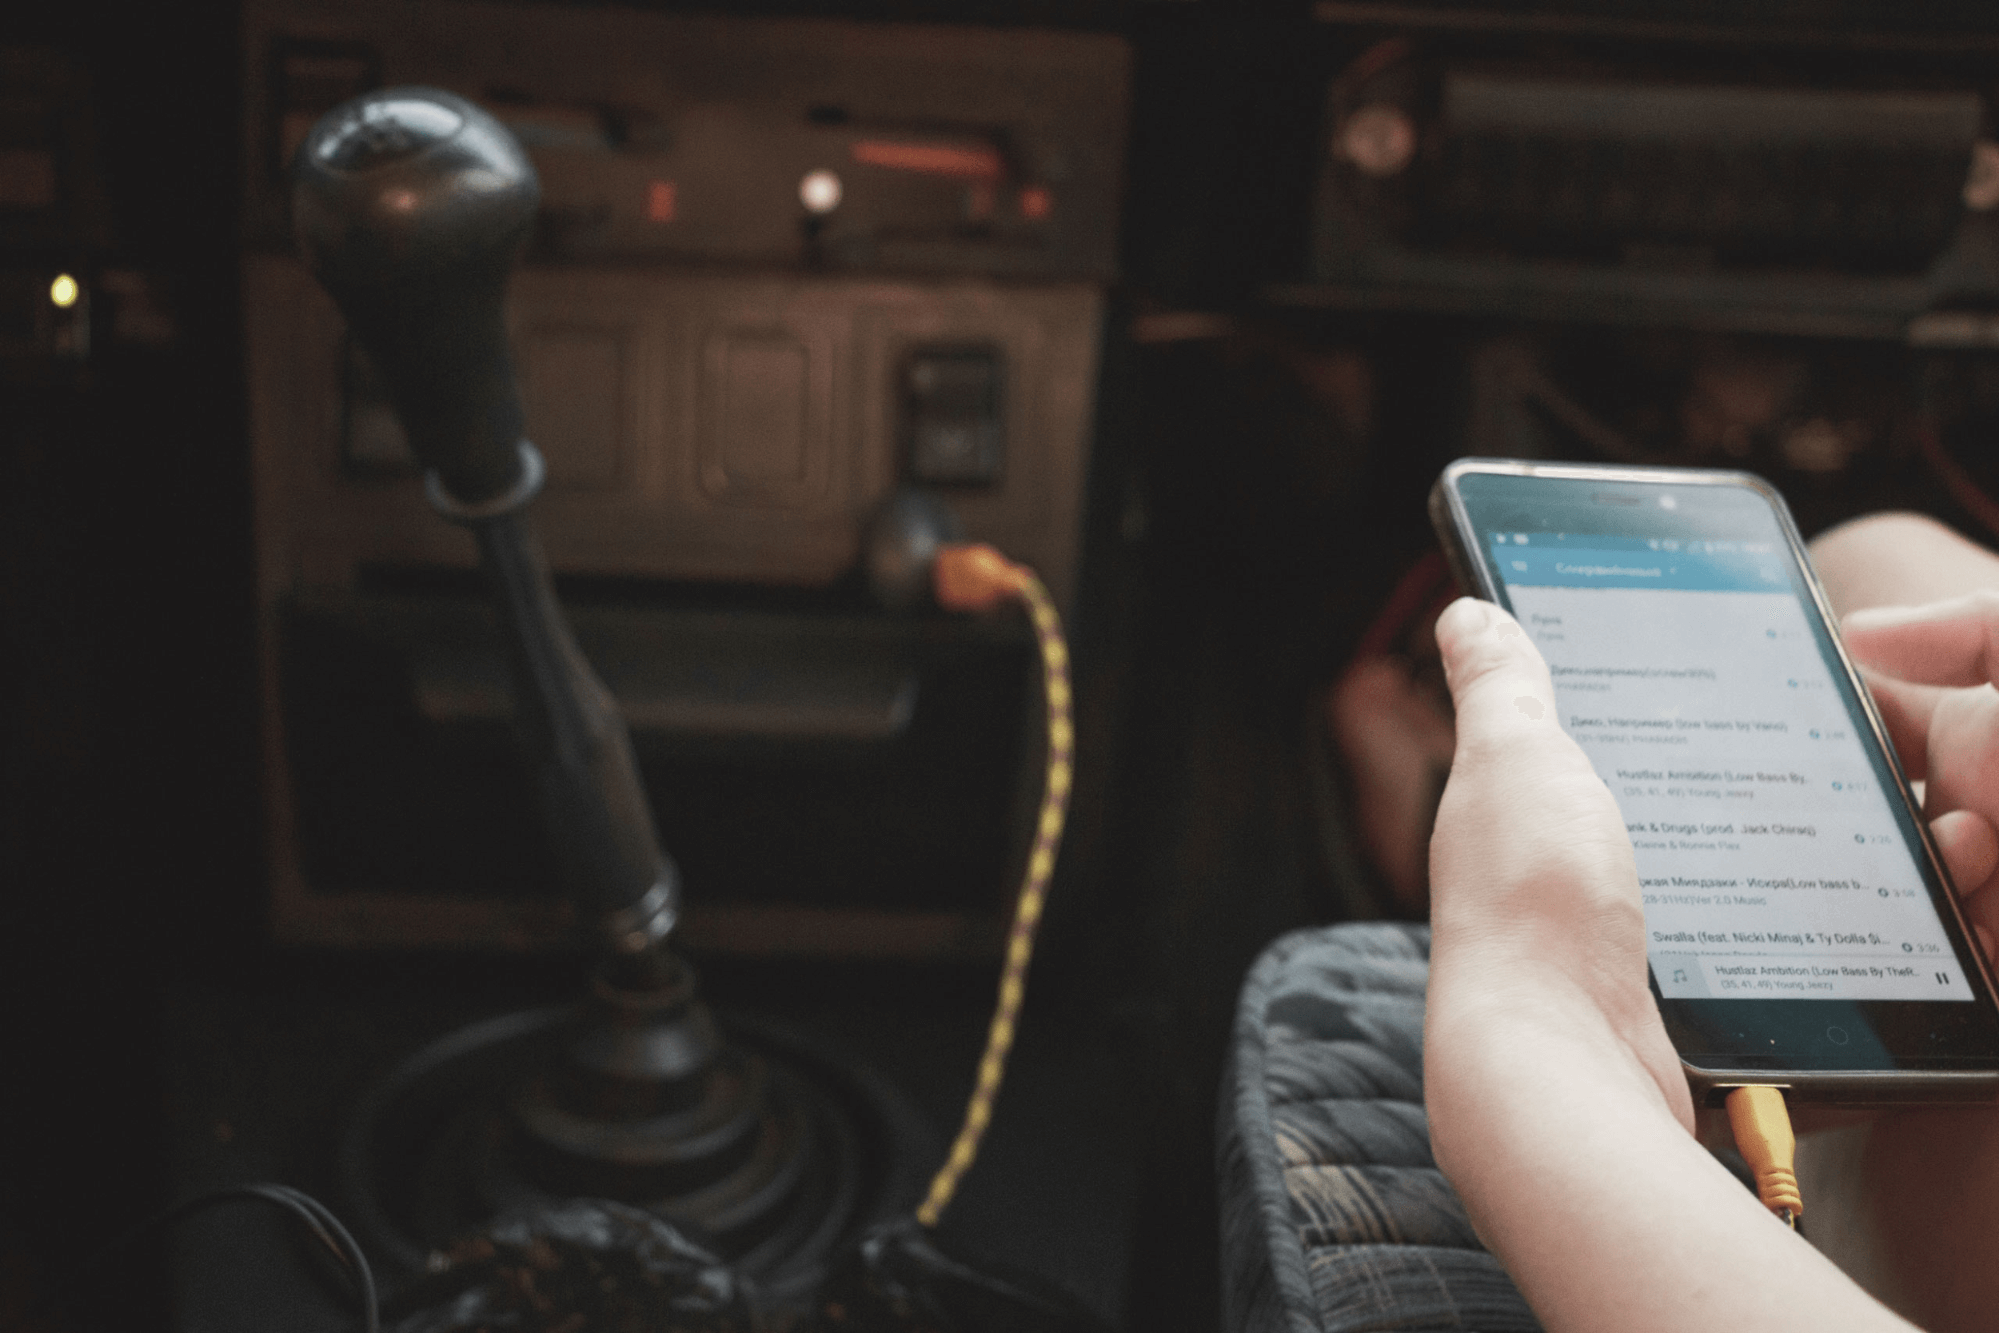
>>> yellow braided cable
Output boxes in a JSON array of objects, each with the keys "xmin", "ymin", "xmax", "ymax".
[{"xmin": 915, "ymin": 569, "xmax": 1072, "ymax": 1228}]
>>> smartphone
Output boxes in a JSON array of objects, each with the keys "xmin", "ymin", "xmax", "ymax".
[{"xmin": 1430, "ymin": 458, "xmax": 1999, "ymax": 1104}]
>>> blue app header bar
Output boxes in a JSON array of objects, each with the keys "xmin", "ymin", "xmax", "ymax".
[{"xmin": 1489, "ymin": 532, "xmax": 1790, "ymax": 592}]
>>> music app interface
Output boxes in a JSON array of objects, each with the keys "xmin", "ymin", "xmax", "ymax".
[{"xmin": 1491, "ymin": 532, "xmax": 1969, "ymax": 1003}]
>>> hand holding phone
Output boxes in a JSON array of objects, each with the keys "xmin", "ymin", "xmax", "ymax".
[
  {"xmin": 1421, "ymin": 467, "xmax": 1999, "ymax": 1329},
  {"xmin": 1429, "ymin": 460, "xmax": 1999, "ymax": 1104},
  {"xmin": 1415, "ymin": 583, "xmax": 1999, "ymax": 1333},
  {"xmin": 1420, "ymin": 589, "xmax": 1976, "ymax": 1333},
  {"xmin": 1423, "ymin": 590, "xmax": 1699, "ymax": 1123}
]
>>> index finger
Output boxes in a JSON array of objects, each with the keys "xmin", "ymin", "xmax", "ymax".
[
  {"xmin": 1841, "ymin": 591, "xmax": 1999, "ymax": 688},
  {"xmin": 1857, "ymin": 668, "xmax": 1947, "ymax": 783}
]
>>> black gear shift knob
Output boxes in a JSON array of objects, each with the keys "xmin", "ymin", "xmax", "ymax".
[
  {"xmin": 293, "ymin": 88, "xmax": 540, "ymax": 507},
  {"xmin": 291, "ymin": 87, "xmax": 676, "ymax": 951}
]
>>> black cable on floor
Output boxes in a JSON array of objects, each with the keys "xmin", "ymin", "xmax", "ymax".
[{"xmin": 52, "ymin": 1181, "xmax": 380, "ymax": 1333}]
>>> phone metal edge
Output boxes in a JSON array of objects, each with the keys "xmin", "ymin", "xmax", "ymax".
[{"xmin": 1430, "ymin": 457, "xmax": 1999, "ymax": 1106}]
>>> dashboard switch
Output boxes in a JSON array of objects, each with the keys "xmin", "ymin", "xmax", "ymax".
[{"xmin": 904, "ymin": 345, "xmax": 1003, "ymax": 485}]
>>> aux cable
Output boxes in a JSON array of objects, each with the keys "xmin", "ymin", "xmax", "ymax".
[
  {"xmin": 1726, "ymin": 1085, "xmax": 1803, "ymax": 1229},
  {"xmin": 912, "ymin": 543, "xmax": 1075, "ymax": 1229}
]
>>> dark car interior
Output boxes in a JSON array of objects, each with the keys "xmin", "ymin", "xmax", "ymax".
[{"xmin": 10, "ymin": 1, "xmax": 1999, "ymax": 1329}]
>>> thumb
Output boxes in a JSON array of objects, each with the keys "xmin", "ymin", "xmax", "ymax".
[
  {"xmin": 1435, "ymin": 597, "xmax": 1570, "ymax": 770},
  {"xmin": 1431, "ymin": 596, "xmax": 1632, "ymax": 915},
  {"xmin": 1431, "ymin": 598, "xmax": 1687, "ymax": 1130}
]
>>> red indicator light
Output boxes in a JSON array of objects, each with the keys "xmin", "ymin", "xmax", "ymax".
[
  {"xmin": 645, "ymin": 179, "xmax": 677, "ymax": 223},
  {"xmin": 850, "ymin": 139, "xmax": 1003, "ymax": 180},
  {"xmin": 1018, "ymin": 186, "xmax": 1053, "ymax": 221}
]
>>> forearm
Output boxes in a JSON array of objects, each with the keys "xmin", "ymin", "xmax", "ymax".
[{"xmin": 1426, "ymin": 991, "xmax": 1916, "ymax": 1333}]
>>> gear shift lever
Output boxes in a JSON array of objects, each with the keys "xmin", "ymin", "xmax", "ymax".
[
  {"xmin": 295, "ymin": 88, "xmax": 675, "ymax": 955},
  {"xmin": 296, "ymin": 92, "xmax": 922, "ymax": 1288},
  {"xmin": 295, "ymin": 90, "xmax": 537, "ymax": 509}
]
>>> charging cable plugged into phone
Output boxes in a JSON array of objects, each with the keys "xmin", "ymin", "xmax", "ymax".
[{"xmin": 1725, "ymin": 1086, "xmax": 1802, "ymax": 1228}]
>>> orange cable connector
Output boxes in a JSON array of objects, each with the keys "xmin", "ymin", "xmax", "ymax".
[
  {"xmin": 933, "ymin": 542, "xmax": 1031, "ymax": 614},
  {"xmin": 1726, "ymin": 1085, "xmax": 1802, "ymax": 1227}
]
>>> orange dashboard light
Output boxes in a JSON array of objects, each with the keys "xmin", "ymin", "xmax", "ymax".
[
  {"xmin": 645, "ymin": 179, "xmax": 677, "ymax": 223},
  {"xmin": 1018, "ymin": 186, "xmax": 1053, "ymax": 221},
  {"xmin": 850, "ymin": 139, "xmax": 1003, "ymax": 181}
]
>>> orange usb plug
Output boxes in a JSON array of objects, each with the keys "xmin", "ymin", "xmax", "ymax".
[
  {"xmin": 933, "ymin": 542, "xmax": 1030, "ymax": 613},
  {"xmin": 1726, "ymin": 1085, "xmax": 1802, "ymax": 1227}
]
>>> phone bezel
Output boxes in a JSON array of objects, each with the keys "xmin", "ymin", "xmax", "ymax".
[{"xmin": 1430, "ymin": 457, "xmax": 1999, "ymax": 1105}]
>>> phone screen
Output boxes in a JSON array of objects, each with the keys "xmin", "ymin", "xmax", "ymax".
[
  {"xmin": 1496, "ymin": 531, "xmax": 1967, "ymax": 1002},
  {"xmin": 1446, "ymin": 464, "xmax": 1999, "ymax": 1076}
]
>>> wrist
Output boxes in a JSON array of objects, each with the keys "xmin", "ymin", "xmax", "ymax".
[{"xmin": 1424, "ymin": 978, "xmax": 1682, "ymax": 1168}]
